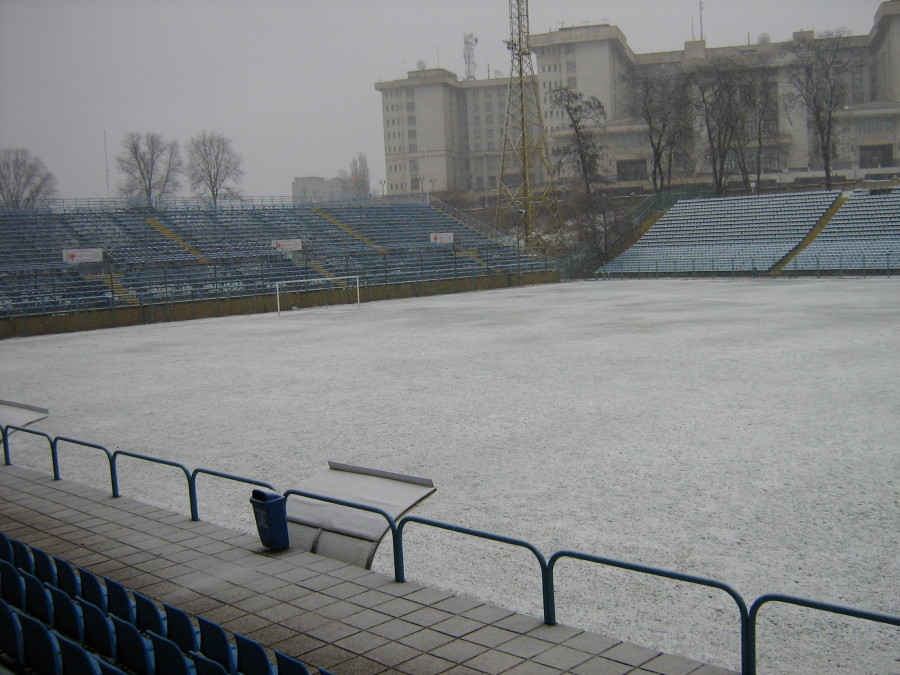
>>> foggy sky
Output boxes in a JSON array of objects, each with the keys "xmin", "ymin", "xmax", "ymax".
[{"xmin": 0, "ymin": 0, "xmax": 886, "ymax": 199}]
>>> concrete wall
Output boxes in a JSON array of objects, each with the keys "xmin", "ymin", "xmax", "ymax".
[{"xmin": 0, "ymin": 272, "xmax": 559, "ymax": 339}]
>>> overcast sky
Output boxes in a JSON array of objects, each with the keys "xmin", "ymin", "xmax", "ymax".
[{"xmin": 0, "ymin": 0, "xmax": 887, "ymax": 199}]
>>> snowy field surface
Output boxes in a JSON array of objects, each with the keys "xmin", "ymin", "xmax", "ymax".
[{"xmin": 2, "ymin": 279, "xmax": 898, "ymax": 673}]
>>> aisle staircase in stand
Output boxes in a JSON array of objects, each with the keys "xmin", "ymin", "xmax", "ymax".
[
  {"xmin": 769, "ymin": 195, "xmax": 847, "ymax": 275},
  {"xmin": 145, "ymin": 218, "xmax": 208, "ymax": 263}
]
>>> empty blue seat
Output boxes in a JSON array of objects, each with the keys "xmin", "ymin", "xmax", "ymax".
[
  {"xmin": 197, "ymin": 615, "xmax": 237, "ymax": 675},
  {"xmin": 191, "ymin": 650, "xmax": 229, "ymax": 675},
  {"xmin": 0, "ymin": 532, "xmax": 12, "ymax": 564},
  {"xmin": 9, "ymin": 539, "xmax": 33, "ymax": 574},
  {"xmin": 164, "ymin": 602, "xmax": 199, "ymax": 652},
  {"xmin": 31, "ymin": 548, "xmax": 58, "ymax": 587},
  {"xmin": 54, "ymin": 556, "xmax": 81, "ymax": 599},
  {"xmin": 56, "ymin": 632, "xmax": 103, "ymax": 675},
  {"xmin": 104, "ymin": 576, "xmax": 135, "ymax": 623},
  {"xmin": 149, "ymin": 630, "xmax": 197, "ymax": 675},
  {"xmin": 0, "ymin": 598, "xmax": 24, "ymax": 665},
  {"xmin": 78, "ymin": 597, "xmax": 116, "ymax": 659},
  {"xmin": 96, "ymin": 660, "xmax": 129, "ymax": 675},
  {"xmin": 0, "ymin": 559, "xmax": 24, "ymax": 608},
  {"xmin": 18, "ymin": 610, "xmax": 63, "ymax": 675},
  {"xmin": 235, "ymin": 633, "xmax": 274, "ymax": 675},
  {"xmin": 134, "ymin": 590, "xmax": 166, "ymax": 635},
  {"xmin": 273, "ymin": 650, "xmax": 312, "ymax": 675},
  {"xmin": 111, "ymin": 614, "xmax": 154, "ymax": 675},
  {"xmin": 78, "ymin": 567, "xmax": 107, "ymax": 612},
  {"xmin": 21, "ymin": 570, "xmax": 54, "ymax": 624},
  {"xmin": 47, "ymin": 584, "xmax": 84, "ymax": 641}
]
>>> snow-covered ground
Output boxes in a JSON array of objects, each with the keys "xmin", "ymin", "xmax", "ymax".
[{"xmin": 2, "ymin": 279, "xmax": 898, "ymax": 673}]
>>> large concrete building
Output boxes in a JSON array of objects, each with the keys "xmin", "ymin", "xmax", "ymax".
[{"xmin": 375, "ymin": 1, "xmax": 900, "ymax": 196}]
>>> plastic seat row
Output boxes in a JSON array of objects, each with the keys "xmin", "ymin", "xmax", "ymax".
[
  {"xmin": 598, "ymin": 190, "xmax": 846, "ymax": 275},
  {"xmin": 790, "ymin": 188, "xmax": 900, "ymax": 271},
  {"xmin": 0, "ymin": 531, "xmax": 330, "ymax": 675}
]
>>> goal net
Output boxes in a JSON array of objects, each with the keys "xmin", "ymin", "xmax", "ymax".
[{"xmin": 275, "ymin": 276, "xmax": 360, "ymax": 316}]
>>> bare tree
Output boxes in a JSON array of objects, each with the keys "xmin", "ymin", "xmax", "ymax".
[
  {"xmin": 783, "ymin": 28, "xmax": 855, "ymax": 189},
  {"xmin": 0, "ymin": 148, "xmax": 57, "ymax": 208},
  {"xmin": 550, "ymin": 87, "xmax": 614, "ymax": 268},
  {"xmin": 349, "ymin": 153, "xmax": 370, "ymax": 197},
  {"xmin": 742, "ymin": 53, "xmax": 779, "ymax": 192},
  {"xmin": 550, "ymin": 87, "xmax": 606, "ymax": 200},
  {"xmin": 687, "ymin": 57, "xmax": 745, "ymax": 195},
  {"xmin": 116, "ymin": 132, "xmax": 182, "ymax": 207},
  {"xmin": 629, "ymin": 67, "xmax": 693, "ymax": 193},
  {"xmin": 187, "ymin": 131, "xmax": 244, "ymax": 207}
]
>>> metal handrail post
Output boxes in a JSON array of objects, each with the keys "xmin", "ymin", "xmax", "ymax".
[
  {"xmin": 1, "ymin": 425, "xmax": 9, "ymax": 466},
  {"xmin": 282, "ymin": 489, "xmax": 401, "ymax": 581},
  {"xmin": 111, "ymin": 450, "xmax": 195, "ymax": 519},
  {"xmin": 53, "ymin": 436, "xmax": 117, "ymax": 496},
  {"xmin": 3, "ymin": 425, "xmax": 57, "ymax": 477},
  {"xmin": 548, "ymin": 550, "xmax": 750, "ymax": 672},
  {"xmin": 398, "ymin": 516, "xmax": 551, "ymax": 623},
  {"xmin": 747, "ymin": 593, "xmax": 900, "ymax": 675}
]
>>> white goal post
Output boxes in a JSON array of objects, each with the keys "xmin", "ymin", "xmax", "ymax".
[{"xmin": 275, "ymin": 276, "xmax": 361, "ymax": 316}]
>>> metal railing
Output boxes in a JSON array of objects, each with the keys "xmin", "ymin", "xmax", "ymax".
[
  {"xmin": 397, "ymin": 516, "xmax": 551, "ymax": 620},
  {"xmin": 2, "ymin": 423, "xmax": 896, "ymax": 674},
  {"xmin": 548, "ymin": 550, "xmax": 750, "ymax": 669},
  {"xmin": 747, "ymin": 594, "xmax": 900, "ymax": 673},
  {"xmin": 2, "ymin": 425, "xmax": 275, "ymax": 522}
]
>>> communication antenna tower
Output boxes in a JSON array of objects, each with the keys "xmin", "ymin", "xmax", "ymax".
[
  {"xmin": 495, "ymin": 0, "xmax": 559, "ymax": 249},
  {"xmin": 463, "ymin": 33, "xmax": 478, "ymax": 81}
]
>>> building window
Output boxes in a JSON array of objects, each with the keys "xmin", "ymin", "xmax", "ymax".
[
  {"xmin": 859, "ymin": 144, "xmax": 894, "ymax": 168},
  {"xmin": 408, "ymin": 129, "xmax": 416, "ymax": 139},
  {"xmin": 407, "ymin": 102, "xmax": 415, "ymax": 111},
  {"xmin": 858, "ymin": 118, "xmax": 894, "ymax": 135},
  {"xmin": 568, "ymin": 77, "xmax": 577, "ymax": 88},
  {"xmin": 408, "ymin": 116, "xmax": 416, "ymax": 126},
  {"xmin": 567, "ymin": 61, "xmax": 576, "ymax": 72},
  {"xmin": 409, "ymin": 143, "xmax": 417, "ymax": 152},
  {"xmin": 410, "ymin": 159, "xmax": 419, "ymax": 172}
]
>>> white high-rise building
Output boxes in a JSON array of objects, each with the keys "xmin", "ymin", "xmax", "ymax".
[{"xmin": 375, "ymin": 1, "xmax": 900, "ymax": 196}]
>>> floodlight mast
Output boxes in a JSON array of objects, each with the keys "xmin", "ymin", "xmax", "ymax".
[
  {"xmin": 464, "ymin": 33, "xmax": 478, "ymax": 81},
  {"xmin": 496, "ymin": 0, "xmax": 559, "ymax": 250}
]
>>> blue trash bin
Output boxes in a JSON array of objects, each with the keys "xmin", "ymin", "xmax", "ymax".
[{"xmin": 250, "ymin": 489, "xmax": 289, "ymax": 552}]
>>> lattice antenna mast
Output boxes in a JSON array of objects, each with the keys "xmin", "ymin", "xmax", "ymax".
[
  {"xmin": 464, "ymin": 33, "xmax": 479, "ymax": 81},
  {"xmin": 496, "ymin": 0, "xmax": 559, "ymax": 248}
]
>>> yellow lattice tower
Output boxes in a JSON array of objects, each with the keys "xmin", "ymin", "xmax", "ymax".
[{"xmin": 495, "ymin": 0, "xmax": 559, "ymax": 249}]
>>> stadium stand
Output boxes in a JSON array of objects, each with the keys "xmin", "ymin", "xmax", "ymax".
[
  {"xmin": 787, "ymin": 188, "xmax": 900, "ymax": 273},
  {"xmin": 597, "ymin": 191, "xmax": 843, "ymax": 275},
  {"xmin": 0, "ymin": 201, "xmax": 552, "ymax": 318},
  {"xmin": 0, "ymin": 531, "xmax": 332, "ymax": 675}
]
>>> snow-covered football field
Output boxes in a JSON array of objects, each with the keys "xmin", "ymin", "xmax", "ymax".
[{"xmin": 2, "ymin": 278, "xmax": 898, "ymax": 673}]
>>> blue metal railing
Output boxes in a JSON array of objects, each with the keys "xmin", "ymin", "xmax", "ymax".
[
  {"xmin": 3, "ymin": 425, "xmax": 276, "ymax": 522},
  {"xmin": 3, "ymin": 422, "xmax": 897, "ymax": 674},
  {"xmin": 397, "ymin": 516, "xmax": 551, "ymax": 620},
  {"xmin": 747, "ymin": 594, "xmax": 900, "ymax": 673},
  {"xmin": 548, "ymin": 550, "xmax": 750, "ymax": 671}
]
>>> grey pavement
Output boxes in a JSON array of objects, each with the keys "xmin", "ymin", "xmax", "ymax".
[{"xmin": 0, "ymin": 463, "xmax": 737, "ymax": 675}]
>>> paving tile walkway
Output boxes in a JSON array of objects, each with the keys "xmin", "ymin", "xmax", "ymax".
[{"xmin": 0, "ymin": 464, "xmax": 738, "ymax": 675}]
